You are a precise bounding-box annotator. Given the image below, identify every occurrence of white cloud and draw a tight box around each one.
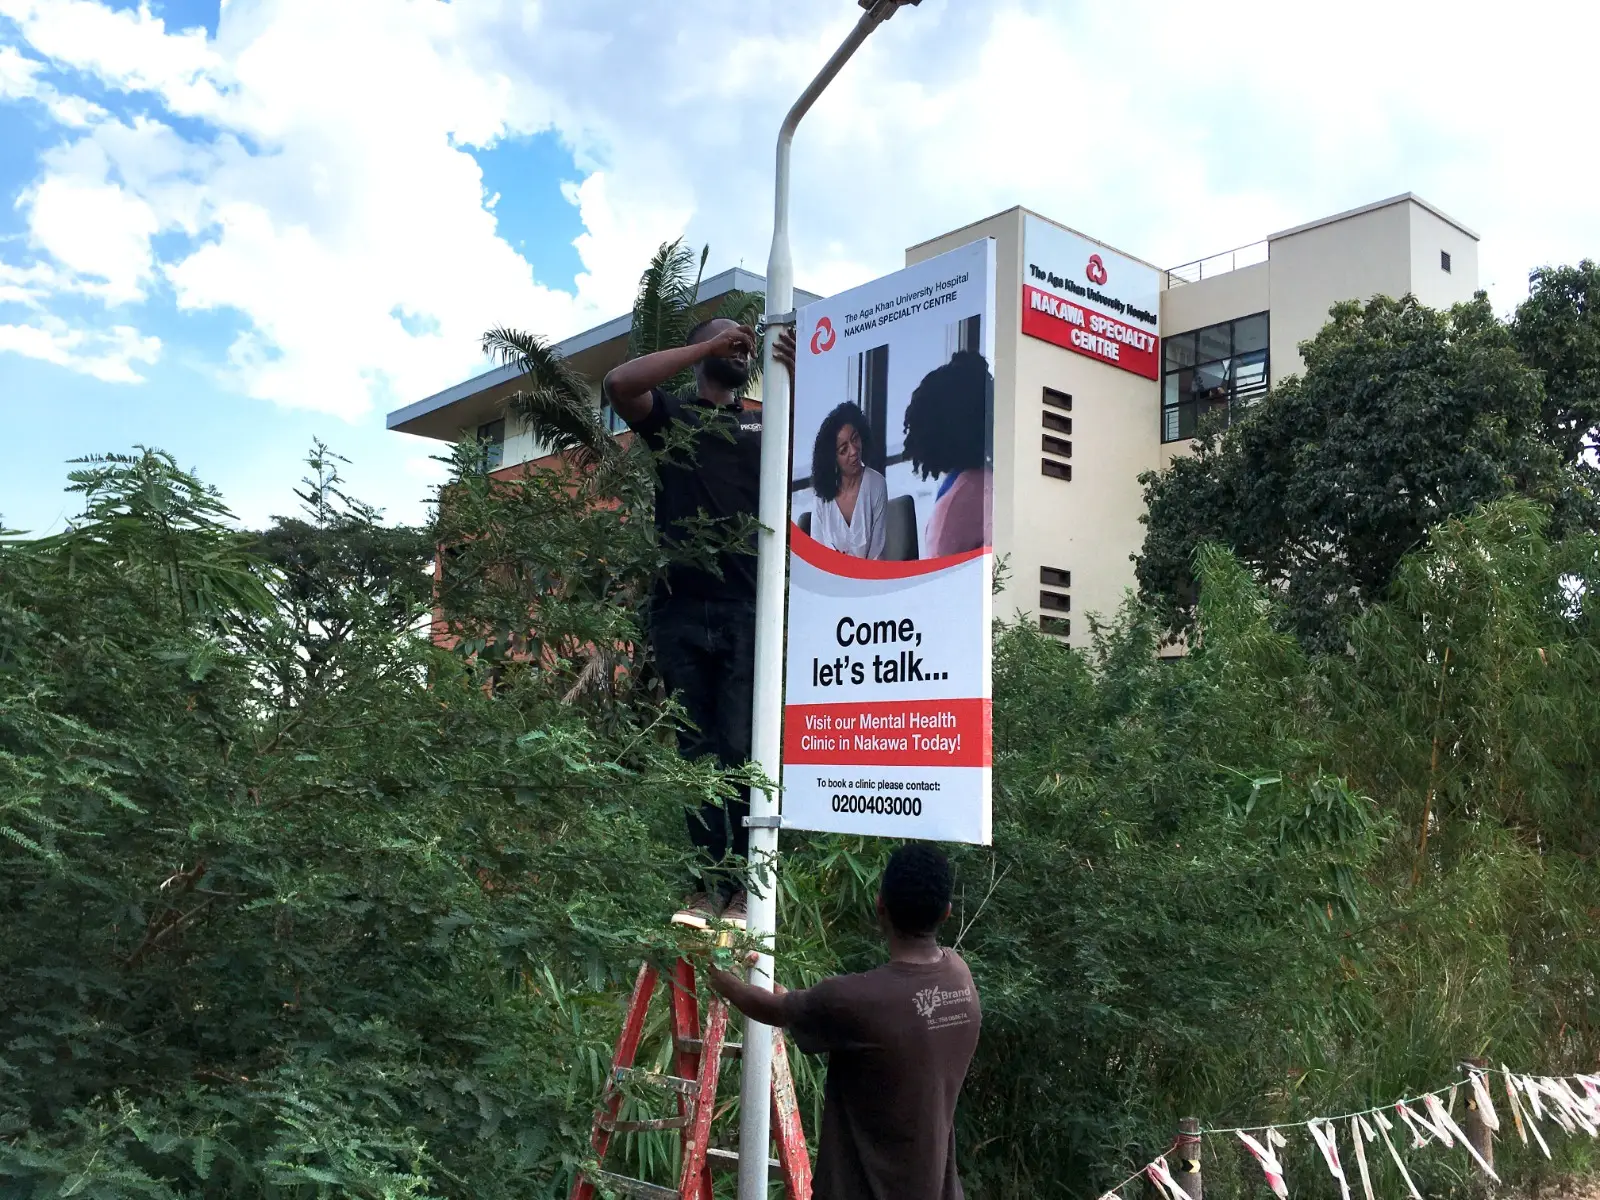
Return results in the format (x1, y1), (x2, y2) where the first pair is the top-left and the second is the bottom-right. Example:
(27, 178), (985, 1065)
(22, 171), (159, 303)
(0, 42), (104, 124)
(0, 0), (222, 109)
(1, 0), (1597, 421)
(0, 314), (160, 381)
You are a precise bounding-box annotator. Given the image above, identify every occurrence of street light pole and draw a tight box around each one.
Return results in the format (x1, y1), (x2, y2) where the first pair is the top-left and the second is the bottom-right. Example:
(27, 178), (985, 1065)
(740, 3), (916, 1198)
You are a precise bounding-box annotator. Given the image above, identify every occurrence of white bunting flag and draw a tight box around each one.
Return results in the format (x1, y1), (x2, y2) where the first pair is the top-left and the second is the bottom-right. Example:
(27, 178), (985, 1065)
(1516, 1075), (1555, 1157)
(1501, 1064), (1531, 1149)
(1521, 1075), (1551, 1124)
(1578, 1075), (1600, 1117)
(1467, 1069), (1500, 1132)
(1308, 1120), (1352, 1200)
(1349, 1117), (1377, 1200)
(1236, 1130), (1289, 1200)
(1534, 1078), (1588, 1135)
(1558, 1078), (1600, 1131)
(1424, 1092), (1500, 1180)
(1146, 1156), (1191, 1200)
(1395, 1100), (1441, 1148)
(1372, 1111), (1424, 1200)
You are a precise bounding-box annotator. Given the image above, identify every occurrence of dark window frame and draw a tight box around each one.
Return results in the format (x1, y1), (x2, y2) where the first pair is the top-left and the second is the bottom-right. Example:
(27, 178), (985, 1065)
(1160, 311), (1269, 443)
(1441, 250), (1452, 273)
(476, 418), (506, 472)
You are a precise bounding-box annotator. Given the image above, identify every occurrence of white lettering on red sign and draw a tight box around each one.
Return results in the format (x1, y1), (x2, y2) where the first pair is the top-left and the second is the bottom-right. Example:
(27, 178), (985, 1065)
(1021, 284), (1159, 379)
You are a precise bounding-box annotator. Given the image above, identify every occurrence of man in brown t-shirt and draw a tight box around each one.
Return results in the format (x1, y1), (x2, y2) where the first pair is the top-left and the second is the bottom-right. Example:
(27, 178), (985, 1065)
(709, 844), (981, 1198)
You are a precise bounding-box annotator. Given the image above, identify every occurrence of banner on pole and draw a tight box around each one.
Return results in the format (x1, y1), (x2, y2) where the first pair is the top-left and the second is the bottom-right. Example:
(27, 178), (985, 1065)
(781, 238), (996, 845)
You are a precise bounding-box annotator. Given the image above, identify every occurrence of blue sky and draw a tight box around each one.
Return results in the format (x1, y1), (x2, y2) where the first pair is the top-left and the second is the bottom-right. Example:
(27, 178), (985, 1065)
(2, 0), (1598, 535)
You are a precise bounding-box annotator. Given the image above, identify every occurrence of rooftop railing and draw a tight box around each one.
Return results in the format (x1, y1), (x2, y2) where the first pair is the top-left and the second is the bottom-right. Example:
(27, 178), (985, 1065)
(1166, 239), (1268, 287)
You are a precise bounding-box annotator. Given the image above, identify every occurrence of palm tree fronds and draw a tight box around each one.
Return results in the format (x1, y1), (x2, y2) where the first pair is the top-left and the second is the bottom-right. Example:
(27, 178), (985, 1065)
(480, 328), (612, 467)
(629, 239), (704, 360)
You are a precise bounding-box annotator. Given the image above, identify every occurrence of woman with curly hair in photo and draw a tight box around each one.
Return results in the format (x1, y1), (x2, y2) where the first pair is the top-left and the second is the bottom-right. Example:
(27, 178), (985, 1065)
(809, 401), (888, 559)
(903, 350), (994, 558)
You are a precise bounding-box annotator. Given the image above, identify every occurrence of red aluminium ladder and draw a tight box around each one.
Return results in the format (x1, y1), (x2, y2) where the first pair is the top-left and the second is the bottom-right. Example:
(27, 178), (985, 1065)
(571, 956), (813, 1200)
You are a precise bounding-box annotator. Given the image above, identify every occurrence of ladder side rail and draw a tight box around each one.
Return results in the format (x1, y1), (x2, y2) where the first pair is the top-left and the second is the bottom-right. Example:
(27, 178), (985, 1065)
(571, 961), (661, 1200)
(677, 998), (730, 1197)
(770, 1029), (813, 1199)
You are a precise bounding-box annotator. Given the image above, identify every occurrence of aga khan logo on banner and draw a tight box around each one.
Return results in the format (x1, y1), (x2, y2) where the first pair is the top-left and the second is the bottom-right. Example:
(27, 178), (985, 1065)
(810, 316), (836, 354)
(1021, 215), (1160, 379)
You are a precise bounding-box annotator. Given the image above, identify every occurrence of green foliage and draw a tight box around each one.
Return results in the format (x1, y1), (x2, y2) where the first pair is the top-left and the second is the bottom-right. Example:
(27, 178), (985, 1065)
(626, 237), (764, 397)
(1512, 259), (1600, 471)
(4, 437), (1597, 1198)
(0, 446), (710, 1198)
(1138, 291), (1596, 651)
(480, 329), (614, 469)
(479, 237), (764, 472)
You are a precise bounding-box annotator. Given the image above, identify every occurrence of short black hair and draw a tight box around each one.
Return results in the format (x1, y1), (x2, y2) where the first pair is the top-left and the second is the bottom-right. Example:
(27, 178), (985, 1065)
(880, 843), (954, 936)
(810, 402), (874, 502)
(686, 317), (725, 345)
(902, 350), (993, 480)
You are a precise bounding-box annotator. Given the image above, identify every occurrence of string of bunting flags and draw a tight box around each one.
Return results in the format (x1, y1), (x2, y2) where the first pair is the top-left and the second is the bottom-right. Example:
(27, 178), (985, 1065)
(1097, 1066), (1600, 1200)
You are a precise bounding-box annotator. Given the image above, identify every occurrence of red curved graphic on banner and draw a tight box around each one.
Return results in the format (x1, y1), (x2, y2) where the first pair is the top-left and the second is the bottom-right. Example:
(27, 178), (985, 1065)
(809, 316), (836, 354)
(790, 525), (988, 579)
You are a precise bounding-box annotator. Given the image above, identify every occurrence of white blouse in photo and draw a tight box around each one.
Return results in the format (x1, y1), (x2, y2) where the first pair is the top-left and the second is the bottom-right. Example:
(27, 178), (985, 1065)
(812, 468), (888, 559)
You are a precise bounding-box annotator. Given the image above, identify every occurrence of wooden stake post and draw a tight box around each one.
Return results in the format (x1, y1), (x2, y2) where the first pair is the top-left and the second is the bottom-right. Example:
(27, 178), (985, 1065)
(1176, 1117), (1202, 1200)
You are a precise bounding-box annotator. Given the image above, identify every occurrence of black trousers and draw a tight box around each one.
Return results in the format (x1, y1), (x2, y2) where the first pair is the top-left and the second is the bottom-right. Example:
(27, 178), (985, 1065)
(650, 598), (756, 899)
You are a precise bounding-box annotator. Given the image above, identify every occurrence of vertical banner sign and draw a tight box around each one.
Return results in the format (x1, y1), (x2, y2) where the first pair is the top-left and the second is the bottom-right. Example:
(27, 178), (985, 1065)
(1021, 214), (1160, 379)
(782, 238), (996, 845)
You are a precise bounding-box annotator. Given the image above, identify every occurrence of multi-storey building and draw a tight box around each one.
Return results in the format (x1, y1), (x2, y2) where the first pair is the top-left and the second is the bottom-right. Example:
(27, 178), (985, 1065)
(388, 193), (1479, 643)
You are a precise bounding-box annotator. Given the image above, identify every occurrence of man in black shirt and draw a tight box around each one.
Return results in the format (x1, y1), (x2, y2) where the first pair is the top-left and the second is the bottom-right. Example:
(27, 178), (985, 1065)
(602, 318), (766, 929)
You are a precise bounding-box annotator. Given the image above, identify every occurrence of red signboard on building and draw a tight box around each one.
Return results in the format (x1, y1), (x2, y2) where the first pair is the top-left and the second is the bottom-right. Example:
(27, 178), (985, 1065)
(1021, 216), (1160, 380)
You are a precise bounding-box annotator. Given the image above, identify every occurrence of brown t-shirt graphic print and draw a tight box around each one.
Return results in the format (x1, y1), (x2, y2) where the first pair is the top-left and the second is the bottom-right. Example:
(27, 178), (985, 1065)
(783, 948), (981, 1199)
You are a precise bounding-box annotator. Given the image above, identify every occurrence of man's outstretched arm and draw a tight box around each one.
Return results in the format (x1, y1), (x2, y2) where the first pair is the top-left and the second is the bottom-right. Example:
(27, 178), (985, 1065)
(602, 323), (755, 424)
(707, 962), (790, 1028)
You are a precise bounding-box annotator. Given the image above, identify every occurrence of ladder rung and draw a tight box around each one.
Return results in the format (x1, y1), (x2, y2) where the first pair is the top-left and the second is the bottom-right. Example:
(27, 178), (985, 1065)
(705, 1147), (780, 1171)
(585, 1169), (680, 1200)
(675, 1036), (743, 1057)
(612, 1067), (699, 1096)
(597, 1113), (691, 1133)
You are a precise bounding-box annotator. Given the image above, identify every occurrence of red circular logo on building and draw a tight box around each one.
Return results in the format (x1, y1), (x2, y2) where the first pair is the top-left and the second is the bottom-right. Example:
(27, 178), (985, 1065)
(1086, 253), (1109, 286)
(810, 316), (837, 354)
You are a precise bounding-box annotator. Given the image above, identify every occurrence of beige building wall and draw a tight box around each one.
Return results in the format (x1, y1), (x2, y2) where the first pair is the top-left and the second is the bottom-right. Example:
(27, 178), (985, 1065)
(1264, 195), (1480, 383)
(1265, 200), (1414, 383)
(1408, 202), (1481, 312)
(1162, 260), (1269, 338)
(906, 208), (1165, 642)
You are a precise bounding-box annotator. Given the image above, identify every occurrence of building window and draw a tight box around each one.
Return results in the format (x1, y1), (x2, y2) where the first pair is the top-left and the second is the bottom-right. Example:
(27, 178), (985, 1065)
(599, 398), (628, 434)
(477, 418), (506, 471)
(1040, 388), (1072, 477)
(1039, 565), (1070, 638)
(1160, 312), (1269, 443)
(1440, 250), (1452, 273)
